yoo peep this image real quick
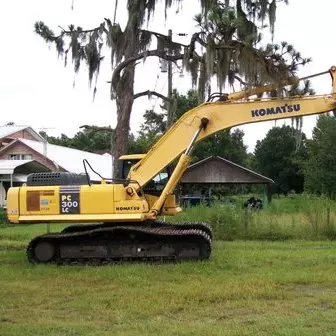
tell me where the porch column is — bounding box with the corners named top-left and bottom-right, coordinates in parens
top-left (0, 181), bottom-right (3, 207)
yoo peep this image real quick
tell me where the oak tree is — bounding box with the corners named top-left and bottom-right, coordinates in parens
top-left (35, 0), bottom-right (308, 177)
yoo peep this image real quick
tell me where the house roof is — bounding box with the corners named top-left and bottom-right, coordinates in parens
top-left (0, 159), bottom-right (51, 175)
top-left (0, 125), bottom-right (26, 139)
top-left (181, 156), bottom-right (274, 184)
top-left (18, 138), bottom-right (113, 181)
top-left (0, 125), bottom-right (44, 142)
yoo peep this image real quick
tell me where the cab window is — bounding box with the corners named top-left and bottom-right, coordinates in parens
top-left (121, 159), bottom-right (170, 195)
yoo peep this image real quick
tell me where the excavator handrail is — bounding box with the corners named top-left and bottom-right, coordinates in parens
top-left (227, 68), bottom-right (334, 101)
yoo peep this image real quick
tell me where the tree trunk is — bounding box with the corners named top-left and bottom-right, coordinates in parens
top-left (110, 0), bottom-right (146, 179)
top-left (112, 65), bottom-right (135, 178)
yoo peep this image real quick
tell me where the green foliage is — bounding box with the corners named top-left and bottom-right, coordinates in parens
top-left (41, 127), bottom-right (112, 153)
top-left (0, 208), bottom-right (8, 225)
top-left (254, 125), bottom-right (307, 195)
top-left (128, 132), bottom-right (157, 154)
top-left (139, 110), bottom-right (166, 135)
top-left (305, 114), bottom-right (336, 198)
top-left (193, 128), bottom-right (248, 164)
top-left (171, 195), bottom-right (336, 241)
top-left (173, 89), bottom-right (200, 120)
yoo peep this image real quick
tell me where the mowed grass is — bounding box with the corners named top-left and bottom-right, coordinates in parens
top-left (1, 224), bottom-right (336, 335)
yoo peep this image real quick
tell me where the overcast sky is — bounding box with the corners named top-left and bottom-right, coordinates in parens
top-left (1, 0), bottom-right (336, 152)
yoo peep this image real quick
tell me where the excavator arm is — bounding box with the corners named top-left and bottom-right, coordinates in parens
top-left (129, 67), bottom-right (336, 193)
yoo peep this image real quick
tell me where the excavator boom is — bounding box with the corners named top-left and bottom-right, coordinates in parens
top-left (129, 67), bottom-right (336, 190)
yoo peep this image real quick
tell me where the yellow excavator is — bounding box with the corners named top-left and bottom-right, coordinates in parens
top-left (6, 66), bottom-right (336, 264)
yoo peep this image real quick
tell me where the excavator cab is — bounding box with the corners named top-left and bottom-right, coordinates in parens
top-left (120, 154), bottom-right (170, 196)
top-left (119, 154), bottom-right (179, 216)
top-left (120, 154), bottom-right (145, 180)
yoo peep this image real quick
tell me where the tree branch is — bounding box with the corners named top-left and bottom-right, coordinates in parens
top-left (111, 49), bottom-right (185, 91)
top-left (190, 32), bottom-right (207, 48)
top-left (58, 24), bottom-right (104, 35)
top-left (140, 29), bottom-right (189, 48)
top-left (80, 125), bottom-right (114, 132)
top-left (133, 90), bottom-right (170, 101)
top-left (233, 75), bottom-right (250, 86)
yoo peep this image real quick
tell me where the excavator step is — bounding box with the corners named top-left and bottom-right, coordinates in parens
top-left (27, 222), bottom-right (212, 265)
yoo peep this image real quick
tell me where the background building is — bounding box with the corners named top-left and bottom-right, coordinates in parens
top-left (180, 156), bottom-right (274, 207)
top-left (0, 125), bottom-right (112, 207)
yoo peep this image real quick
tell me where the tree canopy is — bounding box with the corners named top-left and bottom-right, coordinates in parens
top-left (41, 127), bottom-right (112, 153)
top-left (253, 125), bottom-right (307, 195)
top-left (193, 128), bottom-right (248, 165)
top-left (34, 0), bottom-right (309, 178)
top-left (305, 114), bottom-right (336, 198)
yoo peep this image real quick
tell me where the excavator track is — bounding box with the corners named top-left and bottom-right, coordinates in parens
top-left (61, 220), bottom-right (213, 239)
top-left (26, 222), bottom-right (212, 265)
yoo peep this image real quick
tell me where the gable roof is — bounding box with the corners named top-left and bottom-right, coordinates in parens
top-left (0, 159), bottom-right (51, 175)
top-left (19, 138), bottom-right (113, 181)
top-left (181, 156), bottom-right (274, 184)
top-left (0, 125), bottom-right (44, 142)
top-left (0, 139), bottom-right (113, 181)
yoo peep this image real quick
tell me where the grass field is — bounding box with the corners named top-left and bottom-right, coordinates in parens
top-left (1, 222), bottom-right (336, 335)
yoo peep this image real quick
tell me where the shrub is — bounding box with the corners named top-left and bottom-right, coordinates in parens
top-left (0, 207), bottom-right (9, 226)
top-left (168, 195), bottom-right (336, 241)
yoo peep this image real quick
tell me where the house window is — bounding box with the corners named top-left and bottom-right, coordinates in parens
top-left (8, 154), bottom-right (32, 160)
top-left (9, 154), bottom-right (20, 160)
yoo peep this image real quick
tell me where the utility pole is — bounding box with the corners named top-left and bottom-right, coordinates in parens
top-left (167, 29), bottom-right (173, 129)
